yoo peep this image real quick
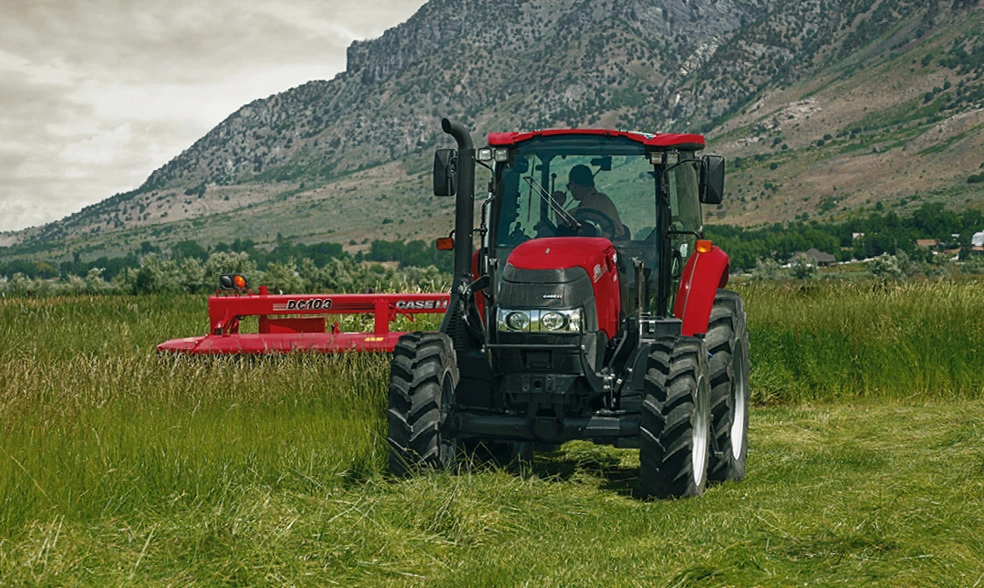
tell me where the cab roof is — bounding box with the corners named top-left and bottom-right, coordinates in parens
top-left (487, 128), bottom-right (705, 151)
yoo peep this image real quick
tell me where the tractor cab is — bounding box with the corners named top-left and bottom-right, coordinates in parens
top-left (483, 130), bottom-right (717, 322)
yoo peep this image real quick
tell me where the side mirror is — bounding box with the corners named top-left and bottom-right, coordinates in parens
top-left (700, 155), bottom-right (725, 205)
top-left (434, 149), bottom-right (457, 196)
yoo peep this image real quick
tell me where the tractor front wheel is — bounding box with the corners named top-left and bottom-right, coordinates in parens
top-left (706, 290), bottom-right (750, 483)
top-left (639, 335), bottom-right (712, 498)
top-left (387, 332), bottom-right (460, 476)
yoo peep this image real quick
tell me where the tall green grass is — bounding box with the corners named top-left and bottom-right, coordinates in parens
top-left (0, 352), bottom-right (390, 528)
top-left (739, 280), bottom-right (984, 404)
top-left (0, 295), bottom-right (392, 540)
top-left (1, 285), bottom-right (983, 584)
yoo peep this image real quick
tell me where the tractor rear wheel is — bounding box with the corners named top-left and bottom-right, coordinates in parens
top-left (706, 290), bottom-right (750, 482)
top-left (387, 332), bottom-right (460, 476)
top-left (639, 335), bottom-right (711, 498)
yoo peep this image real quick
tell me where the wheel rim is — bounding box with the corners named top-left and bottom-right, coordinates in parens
top-left (730, 343), bottom-right (748, 461)
top-left (692, 374), bottom-right (710, 487)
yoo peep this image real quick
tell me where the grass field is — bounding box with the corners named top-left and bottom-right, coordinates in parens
top-left (1, 282), bottom-right (983, 585)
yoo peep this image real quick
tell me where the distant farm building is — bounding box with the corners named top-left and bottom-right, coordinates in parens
top-left (790, 248), bottom-right (837, 266)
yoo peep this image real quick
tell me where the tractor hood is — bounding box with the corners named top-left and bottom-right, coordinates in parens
top-left (499, 237), bottom-right (621, 338)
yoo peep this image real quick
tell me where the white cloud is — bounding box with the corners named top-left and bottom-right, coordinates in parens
top-left (58, 123), bottom-right (133, 166)
top-left (0, 0), bottom-right (428, 233)
top-left (0, 199), bottom-right (56, 234)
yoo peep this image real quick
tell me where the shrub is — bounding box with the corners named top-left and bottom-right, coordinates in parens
top-left (868, 251), bottom-right (911, 280)
top-left (788, 253), bottom-right (818, 280)
top-left (263, 260), bottom-right (305, 294)
top-left (750, 257), bottom-right (784, 281)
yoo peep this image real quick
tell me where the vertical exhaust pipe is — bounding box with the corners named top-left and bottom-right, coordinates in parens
top-left (441, 118), bottom-right (476, 295)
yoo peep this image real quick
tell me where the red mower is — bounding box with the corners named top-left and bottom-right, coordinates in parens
top-left (157, 277), bottom-right (450, 354)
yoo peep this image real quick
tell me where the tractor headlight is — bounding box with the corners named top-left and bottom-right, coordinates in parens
top-left (504, 310), bottom-right (531, 332)
top-left (539, 311), bottom-right (567, 331)
top-left (477, 147), bottom-right (510, 163)
top-left (498, 308), bottom-right (583, 333)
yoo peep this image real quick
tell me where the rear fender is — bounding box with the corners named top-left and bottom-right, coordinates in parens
top-left (673, 246), bottom-right (729, 336)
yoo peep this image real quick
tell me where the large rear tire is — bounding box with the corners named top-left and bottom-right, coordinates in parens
top-left (639, 335), bottom-right (712, 498)
top-left (387, 332), bottom-right (460, 477)
top-left (706, 290), bottom-right (750, 482)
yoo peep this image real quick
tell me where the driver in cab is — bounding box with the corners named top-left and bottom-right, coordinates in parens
top-left (554, 164), bottom-right (627, 240)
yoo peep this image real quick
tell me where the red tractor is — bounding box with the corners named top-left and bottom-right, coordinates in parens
top-left (388, 119), bottom-right (749, 498)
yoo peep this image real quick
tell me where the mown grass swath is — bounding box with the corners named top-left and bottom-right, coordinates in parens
top-left (1, 283), bottom-right (983, 584)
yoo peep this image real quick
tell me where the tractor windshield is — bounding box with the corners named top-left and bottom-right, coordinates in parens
top-left (495, 137), bottom-right (655, 247)
top-left (492, 134), bottom-right (702, 316)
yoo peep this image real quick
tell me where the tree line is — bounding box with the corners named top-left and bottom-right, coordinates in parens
top-left (0, 252), bottom-right (449, 298)
top-left (2, 203), bottom-right (982, 295)
top-left (1, 236), bottom-right (453, 283)
top-left (706, 203), bottom-right (984, 272)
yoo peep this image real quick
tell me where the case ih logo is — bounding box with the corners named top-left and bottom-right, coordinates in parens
top-left (273, 299), bottom-right (333, 311)
top-left (395, 299), bottom-right (449, 310)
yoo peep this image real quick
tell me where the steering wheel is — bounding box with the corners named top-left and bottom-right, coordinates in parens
top-left (574, 208), bottom-right (618, 239)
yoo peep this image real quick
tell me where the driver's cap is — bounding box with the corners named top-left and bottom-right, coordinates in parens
top-left (569, 164), bottom-right (594, 187)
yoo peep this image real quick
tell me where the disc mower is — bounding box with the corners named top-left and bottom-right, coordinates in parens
top-left (157, 277), bottom-right (451, 354)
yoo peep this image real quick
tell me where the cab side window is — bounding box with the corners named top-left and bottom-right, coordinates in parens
top-left (667, 160), bottom-right (701, 233)
top-left (664, 159), bottom-right (701, 305)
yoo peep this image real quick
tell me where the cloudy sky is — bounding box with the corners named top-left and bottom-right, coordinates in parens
top-left (0, 0), bottom-right (428, 233)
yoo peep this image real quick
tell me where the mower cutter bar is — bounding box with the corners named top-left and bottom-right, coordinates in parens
top-left (157, 289), bottom-right (451, 355)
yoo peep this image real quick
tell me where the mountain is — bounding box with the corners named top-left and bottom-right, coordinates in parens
top-left (3, 0), bottom-right (984, 263)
